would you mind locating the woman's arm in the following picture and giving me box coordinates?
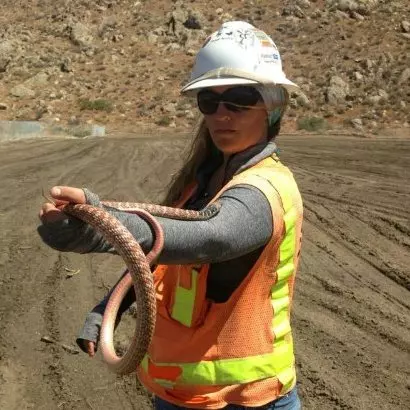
[38,185,273,264]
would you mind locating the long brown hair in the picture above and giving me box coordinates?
[162,119,214,206]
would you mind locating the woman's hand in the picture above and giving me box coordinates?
[38,186,94,253]
[76,309,105,357]
[39,186,86,223]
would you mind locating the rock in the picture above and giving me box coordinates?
[401,21,410,33]
[296,0,311,8]
[180,29,206,51]
[24,72,48,88]
[333,0,359,13]
[60,57,72,73]
[354,71,363,81]
[351,11,365,20]
[328,0,379,15]
[325,76,350,105]
[147,32,158,44]
[153,27,166,37]
[398,68,410,84]
[40,335,55,344]
[167,8,186,35]
[167,3,205,36]
[296,93,310,107]
[377,89,389,101]
[98,16,118,39]
[335,9,350,19]
[367,93,386,105]
[311,9,322,18]
[166,43,182,51]
[69,22,94,50]
[350,118,363,130]
[68,116,80,125]
[185,110,195,119]
[0,103,8,110]
[0,40,14,72]
[163,103,177,114]
[289,97,298,109]
[183,14,202,30]
[61,344,80,355]
[362,59,374,70]
[10,84,35,98]
[371,96,383,106]
[282,4,306,19]
[219,12,233,22]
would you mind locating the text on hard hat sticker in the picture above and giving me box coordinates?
[260,53,280,61]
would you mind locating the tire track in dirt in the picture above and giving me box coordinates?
[41,254,74,408]
[353,212,410,249]
[300,196,410,352]
[304,200,410,292]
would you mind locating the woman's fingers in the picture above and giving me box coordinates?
[39,186,86,223]
[39,202,65,223]
[86,341,96,357]
[50,186,86,204]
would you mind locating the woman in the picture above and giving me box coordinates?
[38,21,303,410]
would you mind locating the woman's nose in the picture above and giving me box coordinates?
[214,102,231,119]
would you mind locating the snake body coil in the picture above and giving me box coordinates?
[63,201,220,375]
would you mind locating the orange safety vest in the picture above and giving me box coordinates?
[137,154,303,409]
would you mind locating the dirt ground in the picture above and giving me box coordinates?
[0,132,409,410]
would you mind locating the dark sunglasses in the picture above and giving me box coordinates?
[197,86,262,115]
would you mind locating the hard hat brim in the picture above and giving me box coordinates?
[181,76,300,96]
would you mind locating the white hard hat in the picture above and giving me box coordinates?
[181,21,299,95]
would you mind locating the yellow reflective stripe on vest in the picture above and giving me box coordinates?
[268,170,298,392]
[141,355,148,371]
[171,269,198,327]
[276,208,297,281]
[142,351,294,386]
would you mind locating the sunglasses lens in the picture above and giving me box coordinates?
[224,87,261,107]
[197,92,219,114]
[197,87,261,114]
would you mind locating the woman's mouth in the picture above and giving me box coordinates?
[214,129,235,133]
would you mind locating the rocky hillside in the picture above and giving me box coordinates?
[0,0,409,134]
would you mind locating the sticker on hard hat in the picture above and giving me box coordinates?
[207,27,256,49]
[253,30,278,50]
[260,53,280,63]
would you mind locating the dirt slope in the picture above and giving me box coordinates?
[0,132,409,409]
[0,0,409,132]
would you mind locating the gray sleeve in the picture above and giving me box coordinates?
[91,184,273,264]
[76,269,135,352]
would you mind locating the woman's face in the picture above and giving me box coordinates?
[202,86,268,155]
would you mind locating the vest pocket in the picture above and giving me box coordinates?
[170,265,210,328]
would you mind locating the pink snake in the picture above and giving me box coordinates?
[63,200,220,375]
